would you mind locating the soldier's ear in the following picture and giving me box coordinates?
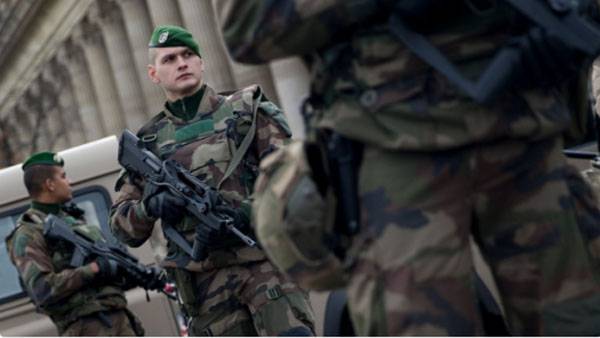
[44,177,55,192]
[148,64,160,84]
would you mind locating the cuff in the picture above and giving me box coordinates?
[80,264,97,282]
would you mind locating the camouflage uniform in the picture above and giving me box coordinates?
[110,84,315,336]
[218,0,600,335]
[5,202,143,336]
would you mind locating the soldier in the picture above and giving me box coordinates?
[109,25,315,336]
[5,152,144,336]
[217,0,600,336]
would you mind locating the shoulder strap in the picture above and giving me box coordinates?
[135,111,167,152]
[217,87,262,189]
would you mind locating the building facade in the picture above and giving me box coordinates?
[0,0,311,167]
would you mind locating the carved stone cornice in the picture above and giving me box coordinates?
[0,1,94,120]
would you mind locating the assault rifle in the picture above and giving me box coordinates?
[117,129,256,263]
[43,214,173,299]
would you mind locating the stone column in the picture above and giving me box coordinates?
[117,0,165,113]
[177,0,236,92]
[23,83,51,152]
[146,0,183,26]
[0,114,20,166]
[39,74,69,151]
[91,1,148,131]
[58,39,106,142]
[3,107,27,162]
[48,58,87,146]
[269,57,311,139]
[73,16,125,136]
[14,100,36,154]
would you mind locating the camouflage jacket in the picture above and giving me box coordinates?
[217,0,593,150]
[5,202,127,334]
[110,84,291,272]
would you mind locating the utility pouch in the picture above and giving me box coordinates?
[252,141,349,291]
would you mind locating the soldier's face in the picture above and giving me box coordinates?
[148,46,204,101]
[46,167,73,203]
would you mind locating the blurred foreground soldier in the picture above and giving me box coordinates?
[110,25,315,336]
[5,152,144,336]
[218,0,600,335]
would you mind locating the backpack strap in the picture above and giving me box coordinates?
[217,87,262,189]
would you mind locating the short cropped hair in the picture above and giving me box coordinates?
[148,48,158,65]
[23,164,58,197]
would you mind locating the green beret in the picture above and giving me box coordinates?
[148,25,201,57]
[22,152,64,171]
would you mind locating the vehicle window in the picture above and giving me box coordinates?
[0,215,22,301]
[0,186,114,303]
[71,188,115,242]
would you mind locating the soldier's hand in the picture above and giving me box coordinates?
[143,188,186,224]
[95,256,121,280]
[214,205,248,229]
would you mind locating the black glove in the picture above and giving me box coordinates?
[214,205,249,229]
[143,187,186,225]
[61,203,85,219]
[95,256,121,280]
[140,267,167,291]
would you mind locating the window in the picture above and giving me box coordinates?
[0,186,114,304]
[0,214,24,301]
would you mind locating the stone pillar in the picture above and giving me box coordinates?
[38,74,69,151]
[269,57,311,139]
[58,39,106,142]
[73,16,126,136]
[3,107,27,162]
[14,100,36,154]
[0,114,19,166]
[48,58,87,146]
[146,0,183,26]
[23,83,51,152]
[91,1,148,131]
[177,0,236,92]
[117,0,165,113]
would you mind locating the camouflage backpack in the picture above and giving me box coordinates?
[252,141,348,290]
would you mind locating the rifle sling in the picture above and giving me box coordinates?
[217,92,261,190]
[162,223,195,257]
[388,1,600,103]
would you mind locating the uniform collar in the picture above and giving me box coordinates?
[163,85,222,122]
[165,85,206,121]
[31,201,61,215]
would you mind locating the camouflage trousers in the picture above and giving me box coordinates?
[61,309,141,336]
[346,135,600,335]
[172,259,316,336]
